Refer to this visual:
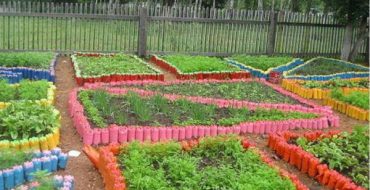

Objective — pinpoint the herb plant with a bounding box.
[296,126,369,188]
[301,78,369,89]
[160,54,241,73]
[0,102,59,140]
[229,55,294,71]
[0,52,53,69]
[79,90,317,128]
[0,80,50,102]
[119,135,295,190]
[0,149,32,170]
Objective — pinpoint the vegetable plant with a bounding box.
[288,58,366,76]
[0,52,53,69]
[120,81,300,104]
[331,89,369,110]
[0,149,32,170]
[118,135,296,190]
[229,55,294,71]
[296,126,369,188]
[301,78,369,89]
[74,54,158,77]
[0,80,50,102]
[160,54,241,73]
[79,90,317,128]
[0,102,60,140]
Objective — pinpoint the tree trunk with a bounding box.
[348,22,368,62]
[340,23,353,61]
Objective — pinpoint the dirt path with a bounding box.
[55,56,104,190]
[147,61,177,81]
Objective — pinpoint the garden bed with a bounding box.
[226,55,303,79]
[0,148,69,190]
[0,102,60,151]
[0,52,58,83]
[69,87,339,145]
[268,127,368,189]
[283,57,369,81]
[282,78,369,100]
[150,54,250,80]
[71,53,164,86]
[85,135,308,190]
[324,89,369,121]
[0,80,56,109]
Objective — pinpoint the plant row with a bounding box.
[84,135,308,190]
[283,57,369,81]
[268,127,368,189]
[69,86,339,146]
[150,55,250,80]
[0,80,55,109]
[0,148,69,190]
[72,53,164,85]
[16,173,74,190]
[0,52,57,83]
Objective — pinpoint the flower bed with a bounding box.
[282,78,369,100]
[283,57,369,81]
[150,54,250,80]
[268,127,368,189]
[0,80,56,109]
[72,53,164,86]
[0,52,58,83]
[85,136,308,190]
[0,148,69,190]
[69,86,339,145]
[324,89,369,121]
[226,55,304,79]
[0,102,60,151]
[91,79,331,110]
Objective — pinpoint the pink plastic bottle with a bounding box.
[136,128,144,142]
[109,126,119,144]
[198,127,205,137]
[204,127,211,137]
[159,128,167,141]
[143,127,151,142]
[179,128,186,140]
[101,128,109,144]
[166,128,172,140]
[218,127,226,135]
[127,128,136,142]
[93,129,101,145]
[118,128,128,143]
[192,127,199,138]
[151,128,159,142]
[247,123,253,133]
[83,130,94,145]
[210,126,217,136]
[172,128,179,141]
[185,127,193,139]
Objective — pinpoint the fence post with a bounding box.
[267,11,278,55]
[138,7,148,57]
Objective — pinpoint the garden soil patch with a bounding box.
[55,56,104,190]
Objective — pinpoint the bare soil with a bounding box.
[55,56,367,190]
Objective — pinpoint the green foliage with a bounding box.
[296,126,369,188]
[322,0,368,24]
[31,170,55,190]
[331,89,369,110]
[0,149,32,170]
[75,54,157,77]
[0,52,53,69]
[288,58,366,76]
[0,102,59,140]
[161,54,240,73]
[302,78,369,89]
[119,136,295,190]
[0,80,50,102]
[79,91,317,127]
[129,81,300,104]
[230,55,294,71]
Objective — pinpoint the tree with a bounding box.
[323,0,368,61]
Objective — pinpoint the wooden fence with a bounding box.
[0,1,368,59]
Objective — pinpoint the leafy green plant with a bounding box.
[75,54,157,77]
[0,149,32,170]
[0,102,59,140]
[161,54,241,73]
[0,80,50,102]
[79,90,317,128]
[288,58,366,76]
[123,81,300,104]
[31,170,55,190]
[0,52,53,69]
[295,126,369,188]
[0,79,16,101]
[301,78,369,89]
[119,135,296,190]
[229,55,294,71]
[331,89,369,110]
